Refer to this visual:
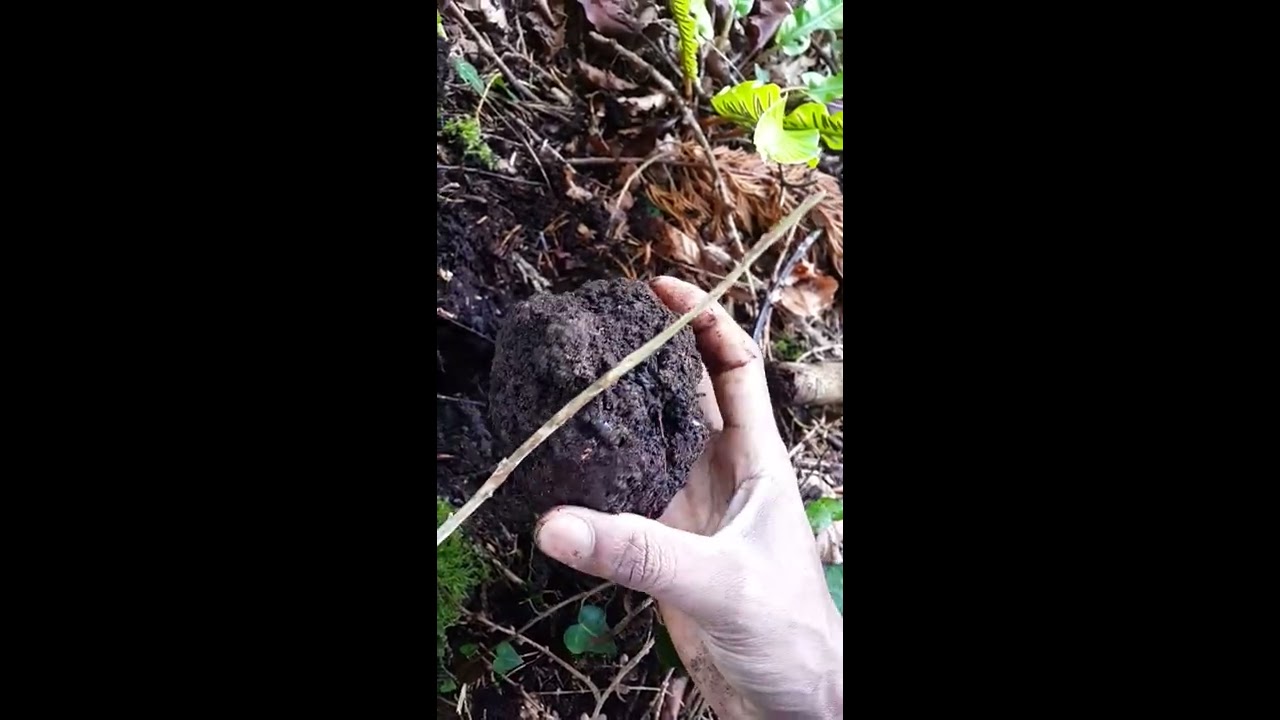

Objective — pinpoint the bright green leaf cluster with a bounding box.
[563,604,618,656]
[711,81,843,165]
[437,498,487,665]
[805,497,844,533]
[776,0,844,56]
[437,10,446,39]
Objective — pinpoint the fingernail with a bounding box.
[535,512,594,564]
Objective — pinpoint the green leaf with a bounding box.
[784,102,843,151]
[801,71,843,104]
[453,58,484,94]
[492,641,522,676]
[734,0,755,18]
[824,564,843,615]
[578,604,608,635]
[754,99,821,166]
[711,81,781,129]
[565,606,617,656]
[655,623,686,673]
[459,642,478,658]
[563,624,593,654]
[564,623,618,656]
[754,64,770,83]
[776,0,844,55]
[693,0,715,40]
[438,678,457,693]
[437,10,447,39]
[804,497,844,533]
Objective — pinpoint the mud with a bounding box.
[489,279,708,519]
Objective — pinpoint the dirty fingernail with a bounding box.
[536,512,594,564]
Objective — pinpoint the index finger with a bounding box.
[650,276,774,432]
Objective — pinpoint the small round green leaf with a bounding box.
[577,604,608,636]
[564,624,593,655]
[459,642,478,658]
[491,641,522,676]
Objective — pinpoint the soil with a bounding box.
[489,279,708,521]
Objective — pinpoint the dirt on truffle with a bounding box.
[489,279,708,520]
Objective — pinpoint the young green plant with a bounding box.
[711,80,844,165]
[563,604,618,656]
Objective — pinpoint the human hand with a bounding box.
[534,276,843,719]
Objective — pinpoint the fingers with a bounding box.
[535,505,739,621]
[650,276,774,432]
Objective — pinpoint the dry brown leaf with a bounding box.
[460,0,510,29]
[575,0,640,35]
[660,223,701,266]
[701,243,733,271]
[779,262,839,317]
[576,60,639,91]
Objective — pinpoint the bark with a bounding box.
[766,361,843,407]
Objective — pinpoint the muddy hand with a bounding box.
[535,276,843,720]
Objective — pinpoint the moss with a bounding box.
[773,335,805,361]
[442,117,497,170]
[437,498,486,665]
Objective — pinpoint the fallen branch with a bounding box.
[436,192,827,546]
[766,361,844,407]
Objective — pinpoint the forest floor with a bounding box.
[436,2,843,717]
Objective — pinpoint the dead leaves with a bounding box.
[660,223,702,265]
[778,260,839,317]
[575,0,640,35]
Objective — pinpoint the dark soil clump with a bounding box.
[489,279,707,520]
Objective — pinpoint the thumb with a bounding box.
[535,506,738,619]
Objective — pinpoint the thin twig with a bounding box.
[751,229,825,346]
[436,307,495,344]
[614,152,672,226]
[463,609,602,706]
[517,580,613,635]
[649,668,675,719]
[436,192,827,546]
[444,2,538,102]
[611,596,654,638]
[591,635,656,720]
[436,164,544,186]
[436,394,486,407]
